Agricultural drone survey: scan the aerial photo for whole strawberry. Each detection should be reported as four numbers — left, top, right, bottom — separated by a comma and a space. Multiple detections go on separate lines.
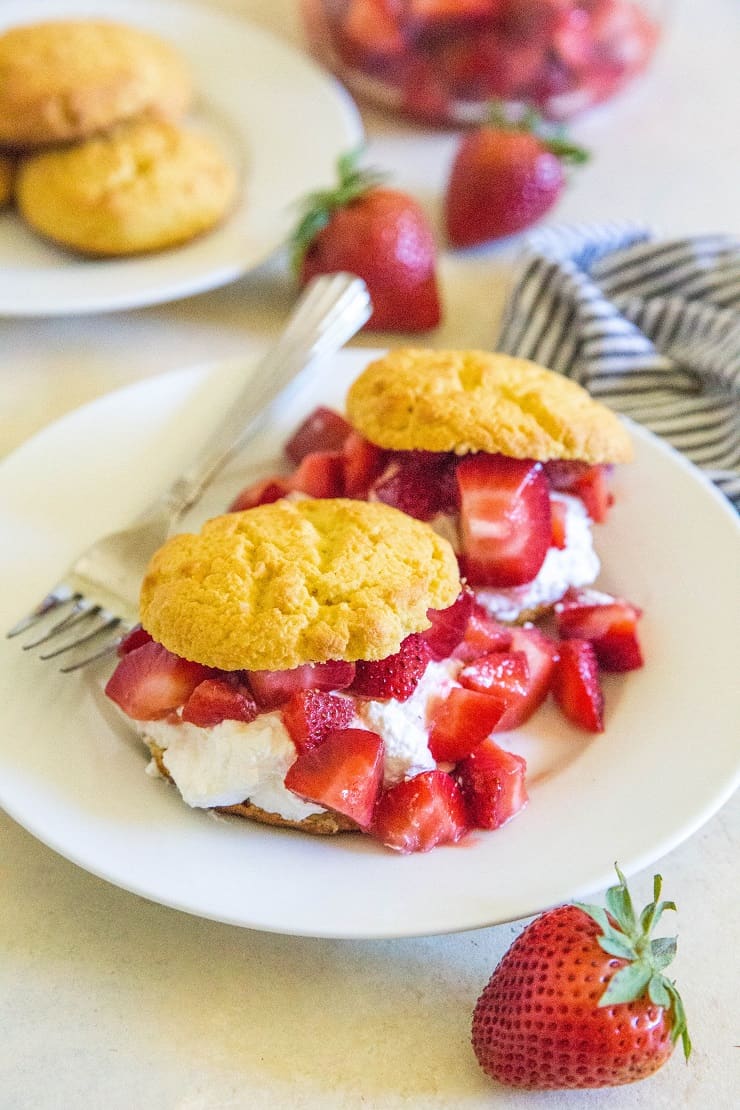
472, 866, 691, 1089
445, 107, 588, 247
292, 149, 441, 331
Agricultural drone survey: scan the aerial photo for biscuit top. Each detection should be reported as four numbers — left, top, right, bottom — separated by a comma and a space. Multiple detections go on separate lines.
0, 19, 192, 148
140, 499, 461, 672
346, 349, 633, 464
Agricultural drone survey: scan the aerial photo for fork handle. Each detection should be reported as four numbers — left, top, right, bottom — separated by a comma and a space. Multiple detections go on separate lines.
159, 272, 372, 518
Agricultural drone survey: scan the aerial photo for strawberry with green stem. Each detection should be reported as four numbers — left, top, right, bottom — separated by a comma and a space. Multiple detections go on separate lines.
472, 864, 691, 1089
292, 149, 441, 331
445, 103, 588, 247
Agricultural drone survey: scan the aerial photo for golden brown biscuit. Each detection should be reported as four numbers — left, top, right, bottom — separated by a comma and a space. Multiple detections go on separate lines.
0, 154, 14, 208
145, 739, 357, 835
140, 498, 461, 672
16, 119, 236, 256
346, 349, 633, 464
0, 19, 192, 149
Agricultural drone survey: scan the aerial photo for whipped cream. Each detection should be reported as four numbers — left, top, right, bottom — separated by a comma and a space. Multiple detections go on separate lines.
142, 713, 325, 821
141, 659, 463, 819
468, 494, 600, 622
355, 659, 461, 786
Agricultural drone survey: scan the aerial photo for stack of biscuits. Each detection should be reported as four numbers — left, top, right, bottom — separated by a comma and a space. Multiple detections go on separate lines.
0, 18, 236, 255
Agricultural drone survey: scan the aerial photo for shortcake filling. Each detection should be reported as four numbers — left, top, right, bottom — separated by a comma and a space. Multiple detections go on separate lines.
474, 495, 600, 622
141, 659, 463, 819
430, 493, 599, 622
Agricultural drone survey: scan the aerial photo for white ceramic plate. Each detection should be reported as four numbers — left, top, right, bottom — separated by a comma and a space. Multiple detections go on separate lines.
1, 351, 738, 938
0, 0, 361, 316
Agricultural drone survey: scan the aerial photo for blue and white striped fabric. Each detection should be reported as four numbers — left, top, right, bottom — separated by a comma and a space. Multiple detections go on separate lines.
497, 223, 740, 509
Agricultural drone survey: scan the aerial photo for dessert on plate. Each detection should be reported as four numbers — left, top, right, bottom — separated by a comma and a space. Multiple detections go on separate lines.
105, 498, 535, 853
229, 348, 645, 738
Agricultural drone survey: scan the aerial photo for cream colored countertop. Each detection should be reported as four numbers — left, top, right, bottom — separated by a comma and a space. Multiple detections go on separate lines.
1, 1, 738, 1107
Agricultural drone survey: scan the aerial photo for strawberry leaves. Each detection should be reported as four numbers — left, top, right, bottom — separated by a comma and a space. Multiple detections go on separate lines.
575, 864, 691, 1061
291, 148, 385, 272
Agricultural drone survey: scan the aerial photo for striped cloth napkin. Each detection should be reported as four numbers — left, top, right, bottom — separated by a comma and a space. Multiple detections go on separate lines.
497, 223, 740, 510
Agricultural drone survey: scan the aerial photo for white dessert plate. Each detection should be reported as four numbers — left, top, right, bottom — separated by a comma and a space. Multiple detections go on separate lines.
0, 0, 361, 316
1, 350, 738, 939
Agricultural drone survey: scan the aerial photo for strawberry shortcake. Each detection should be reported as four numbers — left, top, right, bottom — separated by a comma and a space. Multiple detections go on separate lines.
229, 350, 644, 735
104, 498, 534, 853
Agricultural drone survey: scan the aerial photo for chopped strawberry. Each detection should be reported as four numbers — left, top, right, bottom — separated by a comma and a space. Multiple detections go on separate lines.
229, 476, 291, 512
285, 406, 352, 465
407, 0, 500, 35
440, 29, 545, 100
458, 651, 530, 716
544, 460, 614, 522
246, 660, 356, 709
281, 690, 355, 754
338, 0, 407, 68
400, 56, 452, 124
457, 605, 513, 658
456, 454, 552, 587
285, 727, 384, 828
372, 770, 469, 853
551, 638, 604, 732
495, 624, 558, 731
550, 496, 568, 548
182, 677, 258, 727
105, 641, 211, 721
116, 624, 153, 657
428, 687, 508, 762
350, 633, 431, 702
555, 587, 643, 671
341, 431, 389, 497
290, 450, 345, 498
456, 738, 528, 830
370, 450, 459, 521
421, 587, 475, 661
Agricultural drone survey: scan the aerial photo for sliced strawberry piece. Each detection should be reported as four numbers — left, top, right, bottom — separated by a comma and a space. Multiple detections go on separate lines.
456, 737, 528, 830
182, 677, 258, 727
229, 476, 291, 512
555, 587, 644, 672
281, 690, 355, 754
428, 687, 507, 762
550, 497, 568, 549
551, 638, 604, 732
116, 624, 153, 657
495, 624, 558, 731
372, 770, 468, 853
407, 0, 500, 35
370, 450, 459, 522
350, 633, 431, 702
290, 450, 345, 498
458, 650, 530, 717
544, 460, 614, 523
105, 641, 211, 721
341, 431, 389, 498
285, 727, 384, 828
338, 0, 407, 68
421, 587, 475, 661
440, 28, 545, 100
285, 406, 352, 465
457, 454, 552, 587
456, 604, 513, 660
246, 660, 356, 709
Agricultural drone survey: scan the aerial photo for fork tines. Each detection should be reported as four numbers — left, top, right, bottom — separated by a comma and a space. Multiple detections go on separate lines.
7, 588, 126, 672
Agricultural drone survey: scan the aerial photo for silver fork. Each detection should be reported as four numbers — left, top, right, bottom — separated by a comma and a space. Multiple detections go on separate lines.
7, 272, 372, 672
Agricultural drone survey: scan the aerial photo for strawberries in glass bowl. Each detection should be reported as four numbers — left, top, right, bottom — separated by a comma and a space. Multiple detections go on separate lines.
301, 0, 664, 125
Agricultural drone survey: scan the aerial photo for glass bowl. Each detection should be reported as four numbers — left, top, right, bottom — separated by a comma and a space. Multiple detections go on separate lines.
301, 0, 666, 125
